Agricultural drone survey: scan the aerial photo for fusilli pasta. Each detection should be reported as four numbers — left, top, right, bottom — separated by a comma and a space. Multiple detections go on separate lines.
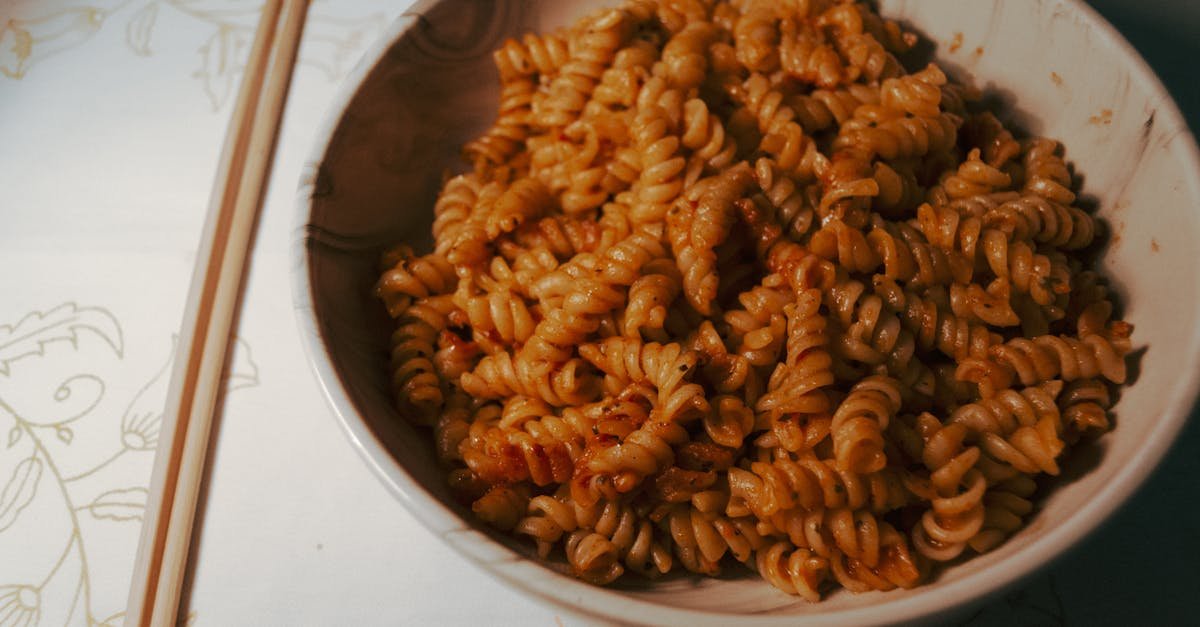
376, 0, 1134, 603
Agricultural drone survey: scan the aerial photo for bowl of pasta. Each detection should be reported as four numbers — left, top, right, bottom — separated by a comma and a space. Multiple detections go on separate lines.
292, 0, 1200, 624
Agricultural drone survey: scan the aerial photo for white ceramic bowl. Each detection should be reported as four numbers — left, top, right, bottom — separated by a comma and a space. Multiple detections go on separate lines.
291, 1, 1200, 624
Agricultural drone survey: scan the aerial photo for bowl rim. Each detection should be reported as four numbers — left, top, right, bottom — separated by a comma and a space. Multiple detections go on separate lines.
289, 0, 1200, 624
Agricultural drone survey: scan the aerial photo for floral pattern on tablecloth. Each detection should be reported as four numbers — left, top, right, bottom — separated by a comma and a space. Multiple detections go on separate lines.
0, 303, 258, 626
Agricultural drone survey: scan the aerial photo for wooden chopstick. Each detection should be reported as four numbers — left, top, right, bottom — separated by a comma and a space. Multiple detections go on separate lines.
125, 1, 309, 625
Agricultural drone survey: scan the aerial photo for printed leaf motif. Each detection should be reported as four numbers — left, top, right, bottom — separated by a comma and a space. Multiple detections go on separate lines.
0, 303, 124, 375
0, 8, 103, 80
0, 456, 42, 532
84, 487, 148, 522
122, 337, 176, 451
97, 611, 125, 627
226, 336, 260, 391
299, 13, 386, 81
0, 21, 34, 79
0, 585, 40, 625
125, 2, 159, 56
6, 425, 18, 448
56, 427, 73, 444
196, 25, 244, 110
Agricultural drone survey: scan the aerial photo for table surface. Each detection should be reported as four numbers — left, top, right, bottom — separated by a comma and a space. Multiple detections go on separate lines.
0, 1, 1196, 625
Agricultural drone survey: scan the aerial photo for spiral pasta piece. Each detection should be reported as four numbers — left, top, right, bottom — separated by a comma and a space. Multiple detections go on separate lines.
1021, 138, 1076, 205
872, 275, 1002, 362
734, 74, 827, 181
681, 98, 738, 182
939, 148, 1013, 199
579, 337, 709, 420
827, 522, 922, 592
751, 157, 818, 240
816, 145, 875, 227
622, 258, 682, 339
531, 7, 637, 129
376, 248, 456, 317
903, 412, 987, 561
830, 375, 902, 473
667, 504, 767, 575
658, 20, 718, 89
433, 174, 482, 253
756, 290, 835, 419
565, 498, 674, 582
487, 178, 556, 239
472, 484, 530, 532
668, 164, 755, 314
736, 195, 838, 295
510, 214, 611, 260
879, 63, 946, 119
968, 475, 1036, 553
516, 492, 581, 556
734, 3, 780, 73
388, 295, 458, 425
871, 160, 924, 216
593, 38, 659, 108
493, 32, 571, 82
778, 17, 846, 88
465, 77, 535, 170
630, 103, 687, 224
866, 219, 971, 287
729, 453, 909, 518
756, 541, 829, 601
704, 394, 756, 448
817, 3, 903, 82
787, 84, 879, 133
756, 507, 894, 572
984, 194, 1096, 250
836, 111, 962, 161
956, 331, 1132, 396
461, 352, 600, 407
820, 273, 936, 395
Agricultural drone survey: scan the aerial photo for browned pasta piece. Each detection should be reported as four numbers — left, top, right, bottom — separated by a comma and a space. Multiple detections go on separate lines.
956, 330, 1132, 396
734, 3, 779, 73
472, 483, 531, 532
872, 275, 1002, 362
460, 352, 600, 407
593, 38, 660, 108
493, 32, 571, 82
579, 337, 709, 420
622, 258, 682, 339
658, 20, 718, 89
968, 475, 1037, 553
830, 375, 902, 473
757, 290, 835, 419
985, 194, 1096, 250
668, 164, 754, 314
666, 503, 767, 575
376, 246, 456, 317
630, 103, 687, 224
465, 77, 536, 170
729, 453, 909, 518
531, 7, 641, 129
779, 17, 846, 88
756, 541, 829, 601
1059, 378, 1112, 436
817, 3, 903, 82
1021, 138, 1076, 205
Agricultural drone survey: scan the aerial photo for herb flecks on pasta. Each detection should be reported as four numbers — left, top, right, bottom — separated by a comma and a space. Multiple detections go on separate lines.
376, 0, 1132, 601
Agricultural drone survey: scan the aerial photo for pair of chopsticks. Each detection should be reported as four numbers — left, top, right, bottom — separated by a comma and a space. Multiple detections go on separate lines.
125, 1, 309, 625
